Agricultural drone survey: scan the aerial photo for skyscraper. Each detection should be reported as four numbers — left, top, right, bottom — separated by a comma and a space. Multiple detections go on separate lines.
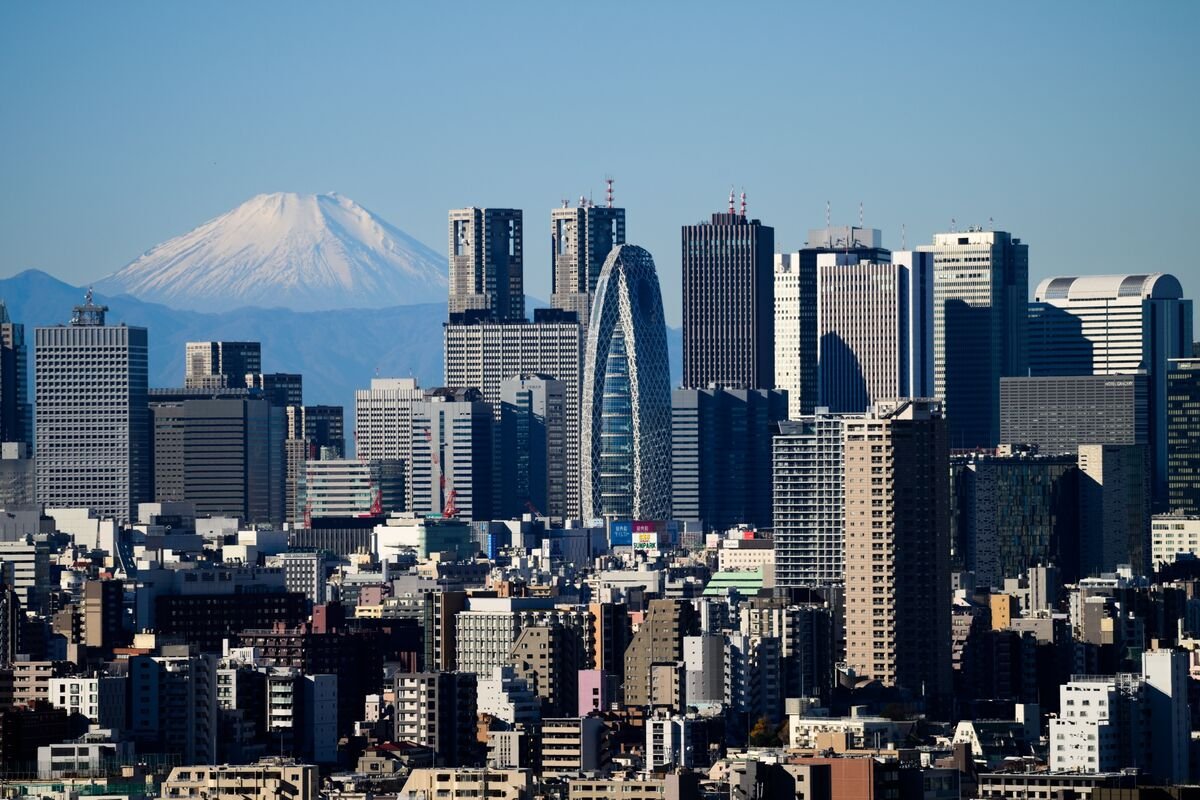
843, 399, 951, 709
1000, 374, 1149, 454
500, 374, 566, 519
35, 292, 149, 523
817, 250, 934, 413
411, 388, 494, 522
771, 411, 846, 588
0, 303, 30, 448
671, 387, 786, 532
581, 245, 672, 521
1167, 358, 1200, 514
184, 341, 262, 390
917, 229, 1028, 449
443, 311, 583, 518
1030, 273, 1192, 505
355, 377, 425, 509
682, 196, 774, 390
776, 225, 890, 418
448, 207, 524, 322
551, 198, 625, 324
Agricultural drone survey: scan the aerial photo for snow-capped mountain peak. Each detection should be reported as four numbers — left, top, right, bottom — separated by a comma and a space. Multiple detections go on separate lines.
96, 192, 447, 312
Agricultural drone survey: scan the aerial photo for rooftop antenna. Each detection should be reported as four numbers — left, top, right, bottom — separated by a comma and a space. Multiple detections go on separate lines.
740, 189, 747, 218
951, 217, 957, 233
579, 194, 586, 208
605, 176, 614, 208
561, 198, 569, 209
825, 200, 831, 231
989, 215, 994, 229
859, 201, 864, 228
728, 187, 735, 214
901, 223, 907, 250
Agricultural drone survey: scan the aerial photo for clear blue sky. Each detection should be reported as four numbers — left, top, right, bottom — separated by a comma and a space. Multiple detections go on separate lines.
2, 1, 1197, 326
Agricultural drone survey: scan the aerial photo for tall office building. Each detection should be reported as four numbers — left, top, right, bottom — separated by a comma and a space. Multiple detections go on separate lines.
843, 399, 951, 709
444, 312, 583, 518
0, 303, 30, 448
917, 229, 1028, 449
671, 388, 786, 532
448, 207, 524, 322
411, 388, 494, 522
581, 245, 672, 521
184, 341, 261, 390
551, 198, 625, 324
776, 226, 889, 419
1167, 359, 1200, 514
817, 250, 934, 413
1031, 273, 1192, 505
150, 397, 286, 525
682, 198, 774, 390
303, 458, 405, 518
772, 412, 846, 588
499, 374, 566, 519
35, 293, 149, 523
1078, 443, 1150, 577
1000, 374, 1149, 454
246, 372, 302, 407
951, 452, 1081, 586
355, 377, 424, 509
287, 405, 344, 457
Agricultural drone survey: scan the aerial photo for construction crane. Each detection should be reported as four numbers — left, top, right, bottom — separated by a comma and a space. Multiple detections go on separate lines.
442, 489, 459, 518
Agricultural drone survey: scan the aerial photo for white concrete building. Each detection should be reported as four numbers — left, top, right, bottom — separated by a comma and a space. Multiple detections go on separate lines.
646, 714, 696, 769
48, 675, 127, 729
477, 665, 540, 728
1151, 514, 1200, 570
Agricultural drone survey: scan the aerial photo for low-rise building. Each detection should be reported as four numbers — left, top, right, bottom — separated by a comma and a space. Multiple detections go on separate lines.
160, 760, 317, 800
398, 768, 531, 800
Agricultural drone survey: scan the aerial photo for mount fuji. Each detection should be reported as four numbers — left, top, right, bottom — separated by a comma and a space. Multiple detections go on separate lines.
95, 192, 447, 312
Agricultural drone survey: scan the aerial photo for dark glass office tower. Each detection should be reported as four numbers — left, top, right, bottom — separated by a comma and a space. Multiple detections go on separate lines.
1168, 358, 1200, 514
682, 198, 774, 390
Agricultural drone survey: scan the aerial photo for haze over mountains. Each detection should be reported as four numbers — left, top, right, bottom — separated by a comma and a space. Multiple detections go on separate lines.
95, 192, 447, 312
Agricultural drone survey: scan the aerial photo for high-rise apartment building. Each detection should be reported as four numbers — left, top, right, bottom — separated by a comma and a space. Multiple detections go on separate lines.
150, 397, 286, 525
776, 226, 890, 419
499, 374, 566, 519
1167, 358, 1200, 514
1000, 374, 1148, 454
817, 251, 934, 413
448, 207, 524, 322
623, 599, 699, 709
917, 229, 1028, 449
671, 388, 786, 532
682, 201, 774, 390
843, 399, 951, 709
392, 671, 478, 767
551, 200, 625, 323
411, 388, 494, 522
581, 245, 672, 521
772, 412, 846, 588
444, 314, 583, 517
1031, 273, 1192, 505
35, 293, 149, 523
184, 341, 262, 390
0, 302, 30, 448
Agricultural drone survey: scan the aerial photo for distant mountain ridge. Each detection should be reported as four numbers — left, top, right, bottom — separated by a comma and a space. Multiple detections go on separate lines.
95, 192, 447, 312
0, 270, 682, 439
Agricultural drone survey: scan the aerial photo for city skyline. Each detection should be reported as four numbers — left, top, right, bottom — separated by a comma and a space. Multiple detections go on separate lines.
2, 3, 1199, 326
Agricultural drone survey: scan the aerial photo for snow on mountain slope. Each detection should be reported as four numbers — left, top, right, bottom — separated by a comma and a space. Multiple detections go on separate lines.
96, 192, 447, 311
